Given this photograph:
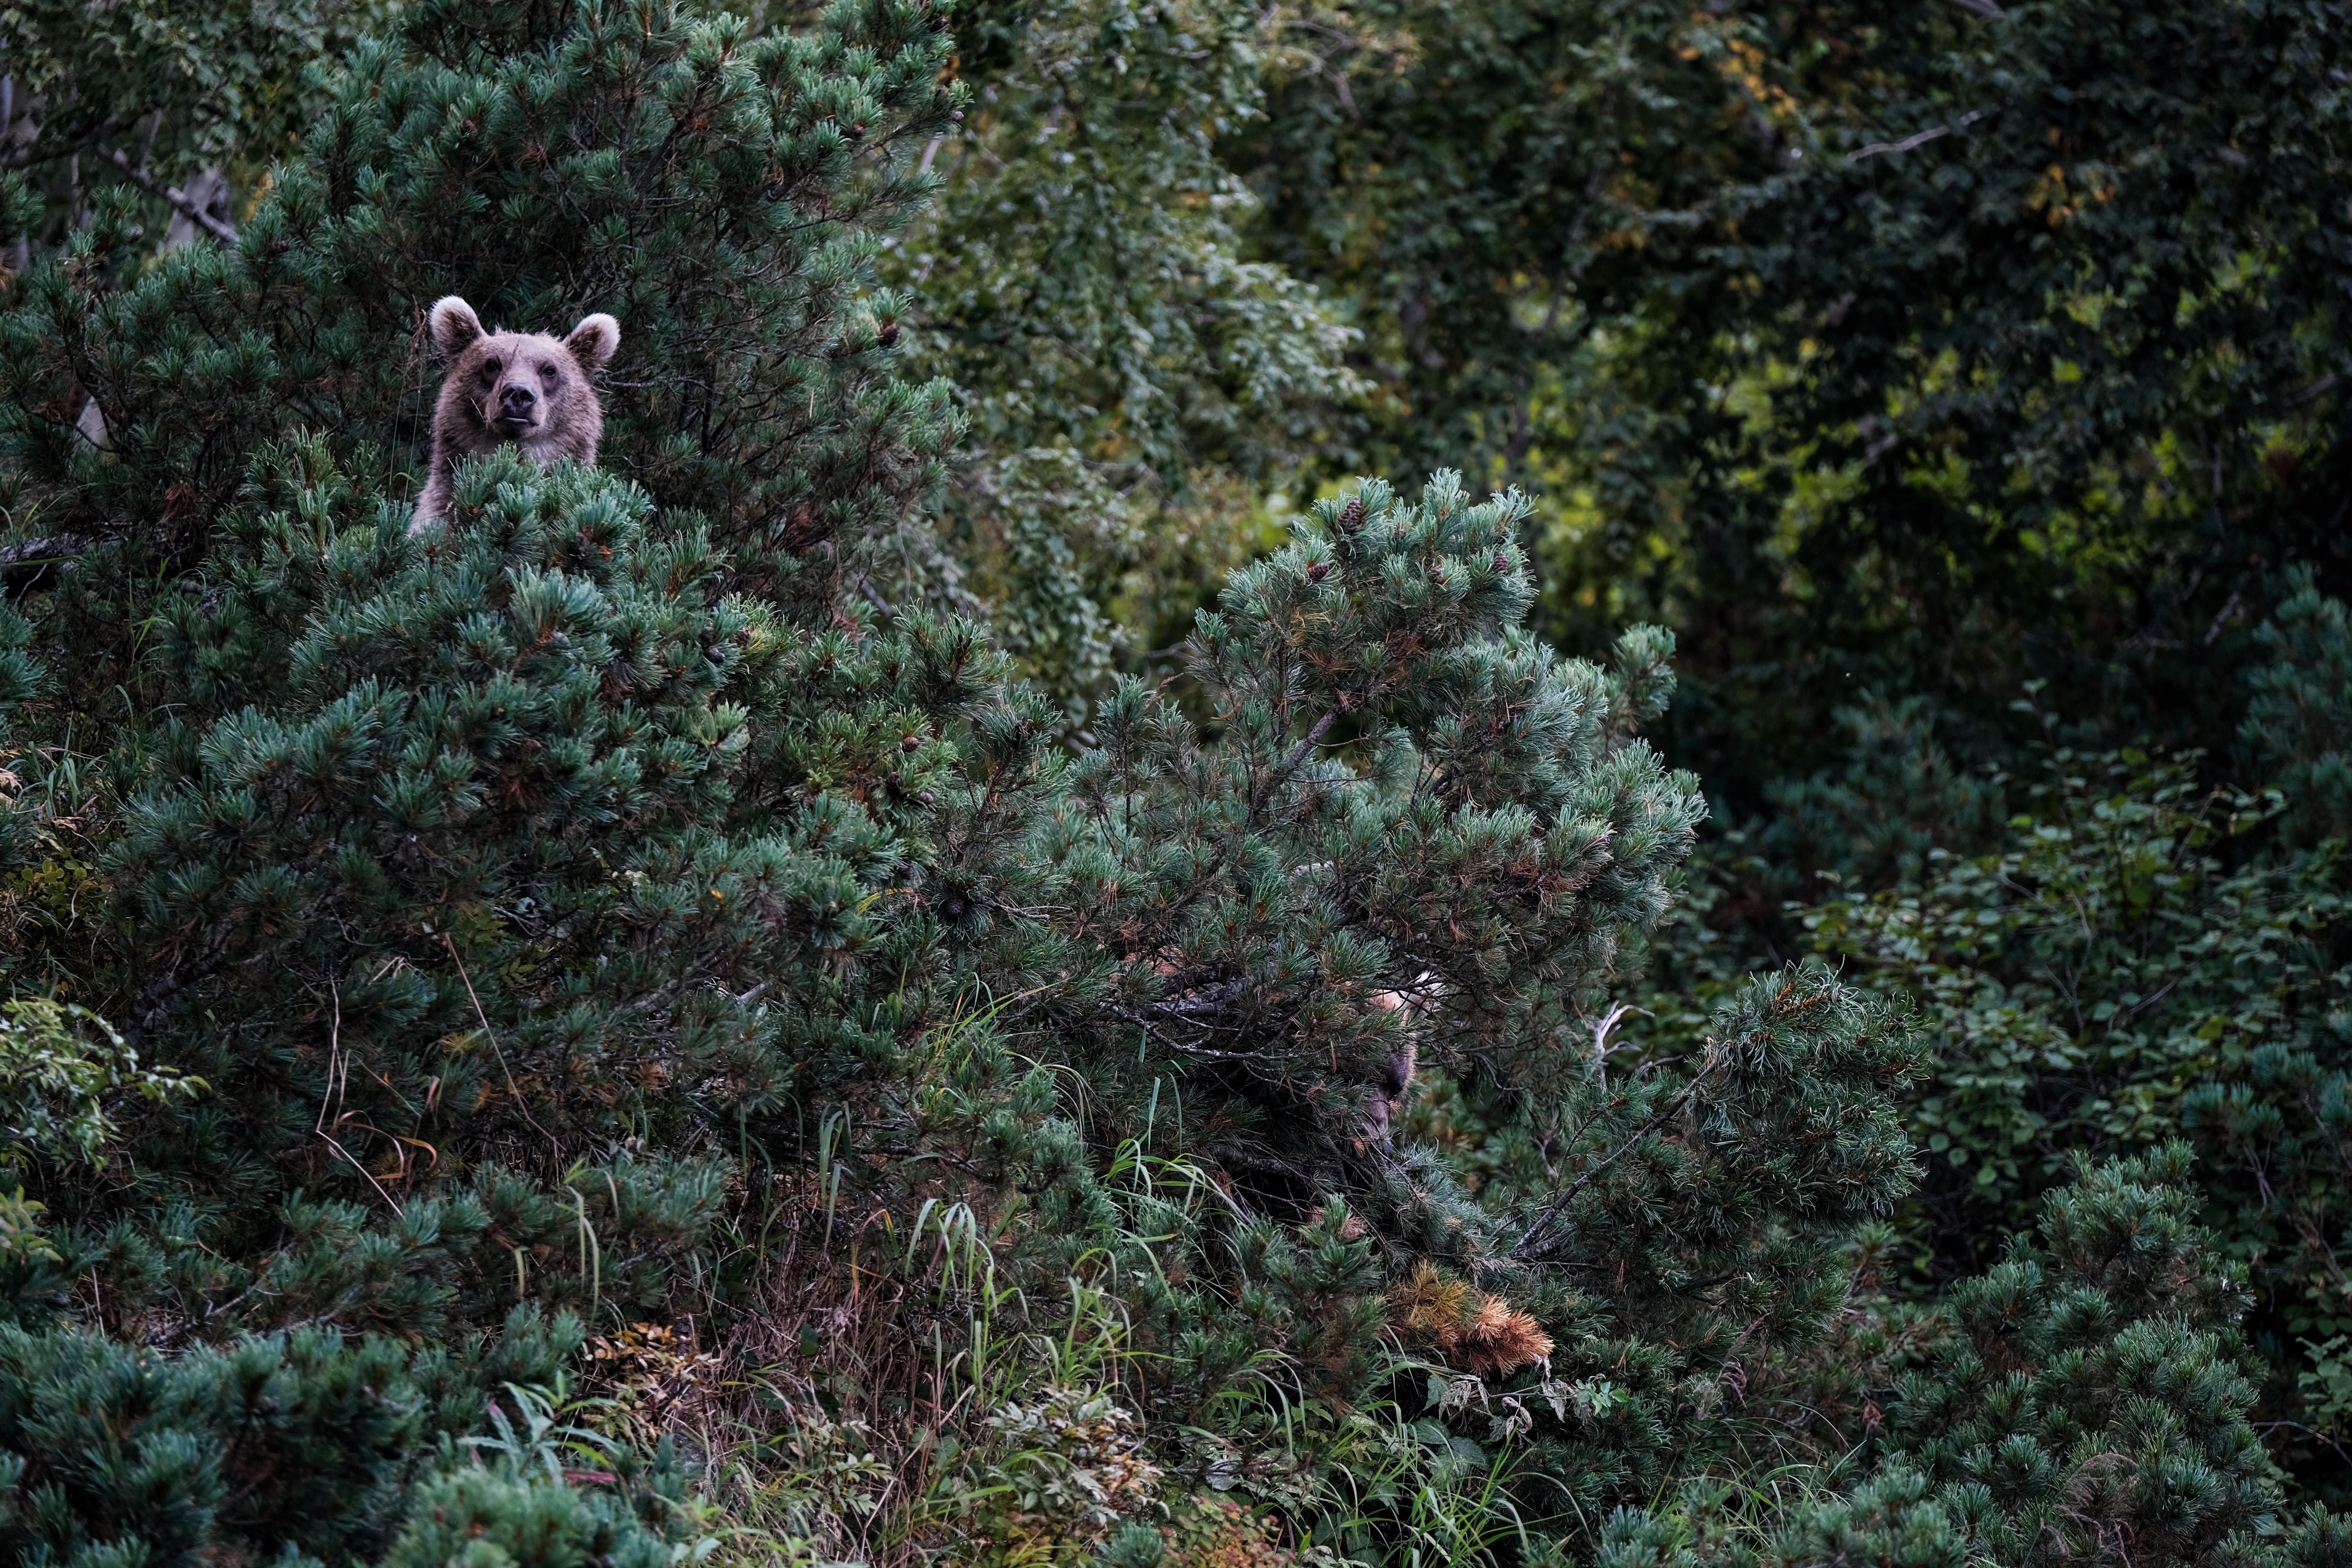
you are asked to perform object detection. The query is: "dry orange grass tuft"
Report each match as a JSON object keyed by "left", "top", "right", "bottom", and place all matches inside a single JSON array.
[
  {"left": 1443, "top": 1294, "right": 1554, "bottom": 1378},
  {"left": 1385, "top": 1261, "right": 1554, "bottom": 1378},
  {"left": 1386, "top": 1259, "right": 1473, "bottom": 1338}
]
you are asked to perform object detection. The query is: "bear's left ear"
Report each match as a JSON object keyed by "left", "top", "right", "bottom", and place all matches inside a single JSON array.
[{"left": 566, "top": 313, "right": 621, "bottom": 372}]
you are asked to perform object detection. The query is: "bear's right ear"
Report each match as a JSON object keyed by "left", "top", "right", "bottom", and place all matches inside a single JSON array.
[
  {"left": 565, "top": 312, "right": 621, "bottom": 372},
  {"left": 429, "top": 296, "right": 484, "bottom": 360}
]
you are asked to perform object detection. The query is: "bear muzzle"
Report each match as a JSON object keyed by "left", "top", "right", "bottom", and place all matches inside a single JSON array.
[{"left": 492, "top": 379, "right": 542, "bottom": 434}]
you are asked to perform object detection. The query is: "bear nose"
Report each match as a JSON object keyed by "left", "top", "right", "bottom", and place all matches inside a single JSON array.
[{"left": 499, "top": 381, "right": 537, "bottom": 414}]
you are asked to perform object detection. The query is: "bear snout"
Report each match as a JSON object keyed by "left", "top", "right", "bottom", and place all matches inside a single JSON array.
[{"left": 494, "top": 379, "right": 540, "bottom": 429}]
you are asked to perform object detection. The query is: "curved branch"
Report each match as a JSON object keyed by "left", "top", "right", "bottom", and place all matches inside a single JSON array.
[{"left": 100, "top": 145, "right": 236, "bottom": 244}]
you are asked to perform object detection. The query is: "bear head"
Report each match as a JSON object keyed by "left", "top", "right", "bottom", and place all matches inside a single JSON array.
[{"left": 427, "top": 295, "right": 619, "bottom": 458}]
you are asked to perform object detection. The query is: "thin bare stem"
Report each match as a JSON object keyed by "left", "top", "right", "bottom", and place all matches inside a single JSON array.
[{"left": 444, "top": 933, "right": 564, "bottom": 1160}]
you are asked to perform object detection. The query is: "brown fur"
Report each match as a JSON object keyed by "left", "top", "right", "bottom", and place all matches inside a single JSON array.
[
  {"left": 1363, "top": 1036, "right": 1418, "bottom": 1142},
  {"left": 1360, "top": 986, "right": 1423, "bottom": 1142},
  {"left": 410, "top": 296, "right": 620, "bottom": 531}
]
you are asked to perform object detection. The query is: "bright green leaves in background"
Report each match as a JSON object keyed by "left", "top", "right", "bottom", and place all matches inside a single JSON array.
[{"left": 892, "top": 0, "right": 1359, "bottom": 730}]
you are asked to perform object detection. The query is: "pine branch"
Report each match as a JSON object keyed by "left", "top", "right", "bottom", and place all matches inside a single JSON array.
[
  {"left": 1514, "top": 1044, "right": 1723, "bottom": 1260},
  {"left": 1248, "top": 702, "right": 1344, "bottom": 818}
]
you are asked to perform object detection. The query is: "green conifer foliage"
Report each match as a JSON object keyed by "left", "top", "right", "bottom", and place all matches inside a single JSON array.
[
  {"left": 1378, "top": 962, "right": 1925, "bottom": 1525},
  {"left": 63, "top": 433, "right": 1058, "bottom": 1340},
  {"left": 380, "top": 1459, "right": 678, "bottom": 1568},
  {"left": 9, "top": 0, "right": 2334, "bottom": 1558},
  {"left": 1877, "top": 1149, "right": 2277, "bottom": 1565},
  {"left": 2245, "top": 568, "right": 2352, "bottom": 845},
  {"left": 1603, "top": 1149, "right": 2289, "bottom": 1568},
  {"left": 906, "top": 478, "right": 1961, "bottom": 1534},
  {"left": 0, "top": 0, "right": 1027, "bottom": 1230},
  {"left": 0, "top": 600, "right": 43, "bottom": 882},
  {"left": 0, "top": 0, "right": 1044, "bottom": 1554},
  {"left": 0, "top": 0, "right": 962, "bottom": 669},
  {"left": 1032, "top": 473, "right": 1706, "bottom": 1214},
  {"left": 0, "top": 1309, "right": 678, "bottom": 1567}
]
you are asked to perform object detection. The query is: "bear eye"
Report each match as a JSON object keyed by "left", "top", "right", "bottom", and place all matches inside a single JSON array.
[
  {"left": 538, "top": 362, "right": 557, "bottom": 388},
  {"left": 477, "top": 358, "right": 501, "bottom": 383}
]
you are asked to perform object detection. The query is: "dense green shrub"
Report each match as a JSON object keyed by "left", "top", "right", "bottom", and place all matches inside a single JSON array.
[
  {"left": 2246, "top": 568, "right": 2352, "bottom": 846},
  {"left": 0, "top": 1309, "right": 700, "bottom": 1568},
  {"left": 890, "top": 0, "right": 1359, "bottom": 727},
  {"left": 1602, "top": 1149, "right": 2287, "bottom": 1568}
]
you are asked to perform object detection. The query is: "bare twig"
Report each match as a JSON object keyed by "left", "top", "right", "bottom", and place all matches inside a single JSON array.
[
  {"left": 1848, "top": 110, "right": 1985, "bottom": 164},
  {"left": 1850, "top": 125, "right": 1949, "bottom": 161},
  {"left": 444, "top": 933, "right": 564, "bottom": 1160},
  {"left": 1941, "top": 0, "right": 2004, "bottom": 17},
  {"left": 99, "top": 144, "right": 237, "bottom": 243},
  {"left": 2202, "top": 590, "right": 2245, "bottom": 646},
  {"left": 316, "top": 980, "right": 402, "bottom": 1214},
  {"left": 1249, "top": 704, "right": 1344, "bottom": 818},
  {"left": 2110, "top": 973, "right": 2182, "bottom": 1025},
  {"left": 1517, "top": 1045, "right": 1724, "bottom": 1259},
  {"left": 1589, "top": 1001, "right": 1648, "bottom": 1084},
  {"left": 2284, "top": 372, "right": 2340, "bottom": 409},
  {"left": 2253, "top": 1419, "right": 2352, "bottom": 1472}
]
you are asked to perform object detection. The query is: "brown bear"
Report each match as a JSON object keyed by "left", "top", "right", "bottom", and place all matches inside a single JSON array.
[{"left": 410, "top": 296, "right": 620, "bottom": 531}]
